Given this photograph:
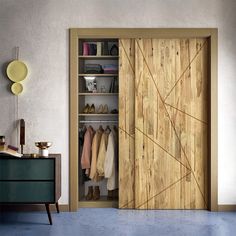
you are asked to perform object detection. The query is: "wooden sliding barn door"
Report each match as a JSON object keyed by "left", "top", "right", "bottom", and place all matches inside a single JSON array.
[
  {"left": 119, "top": 39, "right": 135, "bottom": 208},
  {"left": 134, "top": 38, "right": 209, "bottom": 209}
]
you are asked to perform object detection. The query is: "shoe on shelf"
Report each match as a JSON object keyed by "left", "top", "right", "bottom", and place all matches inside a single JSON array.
[
  {"left": 102, "top": 104, "right": 109, "bottom": 114},
  {"left": 83, "top": 104, "right": 90, "bottom": 113},
  {"left": 86, "top": 186, "right": 93, "bottom": 200},
  {"left": 89, "top": 104, "right": 95, "bottom": 113},
  {"left": 110, "top": 109, "right": 118, "bottom": 114},
  {"left": 93, "top": 186, "right": 100, "bottom": 200},
  {"left": 97, "top": 104, "right": 104, "bottom": 114}
]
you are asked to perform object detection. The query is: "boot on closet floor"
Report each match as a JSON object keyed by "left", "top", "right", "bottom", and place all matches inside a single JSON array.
[
  {"left": 93, "top": 186, "right": 100, "bottom": 200},
  {"left": 107, "top": 190, "right": 113, "bottom": 200},
  {"left": 112, "top": 189, "right": 118, "bottom": 200},
  {"left": 86, "top": 186, "right": 93, "bottom": 200}
]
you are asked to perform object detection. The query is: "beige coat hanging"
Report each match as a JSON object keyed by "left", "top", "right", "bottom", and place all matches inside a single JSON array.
[{"left": 97, "top": 130, "right": 110, "bottom": 176}]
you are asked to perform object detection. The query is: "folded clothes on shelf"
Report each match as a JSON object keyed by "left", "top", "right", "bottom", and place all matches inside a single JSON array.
[
  {"left": 84, "top": 64, "right": 103, "bottom": 74},
  {"left": 102, "top": 64, "right": 118, "bottom": 74}
]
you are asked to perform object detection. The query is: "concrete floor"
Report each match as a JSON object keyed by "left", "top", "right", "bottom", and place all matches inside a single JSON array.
[{"left": 0, "top": 208, "right": 236, "bottom": 236}]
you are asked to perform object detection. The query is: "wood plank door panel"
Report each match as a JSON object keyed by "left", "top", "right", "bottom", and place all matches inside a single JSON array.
[
  {"left": 134, "top": 38, "right": 208, "bottom": 209},
  {"left": 119, "top": 39, "right": 135, "bottom": 209}
]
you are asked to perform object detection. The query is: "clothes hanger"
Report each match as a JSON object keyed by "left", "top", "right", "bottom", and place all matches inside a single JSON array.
[
  {"left": 79, "top": 125, "right": 86, "bottom": 131},
  {"left": 88, "top": 125, "right": 94, "bottom": 130},
  {"left": 106, "top": 125, "right": 111, "bottom": 131}
]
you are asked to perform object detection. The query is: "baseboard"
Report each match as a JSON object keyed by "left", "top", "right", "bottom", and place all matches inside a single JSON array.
[
  {"left": 218, "top": 205, "right": 236, "bottom": 211},
  {"left": 0, "top": 204, "right": 69, "bottom": 212},
  {"left": 78, "top": 200, "right": 118, "bottom": 208},
  {"left": 2, "top": 204, "right": 234, "bottom": 212}
]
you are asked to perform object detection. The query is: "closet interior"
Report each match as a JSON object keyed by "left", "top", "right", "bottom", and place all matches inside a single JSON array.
[{"left": 78, "top": 38, "right": 119, "bottom": 206}]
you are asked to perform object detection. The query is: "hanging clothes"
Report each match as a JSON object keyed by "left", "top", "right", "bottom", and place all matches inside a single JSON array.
[
  {"left": 81, "top": 126, "right": 95, "bottom": 175},
  {"left": 79, "top": 126, "right": 90, "bottom": 183},
  {"left": 96, "top": 128, "right": 110, "bottom": 176},
  {"left": 104, "top": 127, "right": 118, "bottom": 190},
  {"left": 89, "top": 126, "right": 104, "bottom": 182}
]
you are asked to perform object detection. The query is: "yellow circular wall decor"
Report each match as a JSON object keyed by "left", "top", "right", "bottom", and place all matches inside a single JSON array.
[
  {"left": 6, "top": 60, "right": 28, "bottom": 82},
  {"left": 11, "top": 82, "right": 23, "bottom": 95}
]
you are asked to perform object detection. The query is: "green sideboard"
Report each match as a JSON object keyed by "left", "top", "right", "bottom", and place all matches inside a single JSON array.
[{"left": 0, "top": 154, "right": 61, "bottom": 225}]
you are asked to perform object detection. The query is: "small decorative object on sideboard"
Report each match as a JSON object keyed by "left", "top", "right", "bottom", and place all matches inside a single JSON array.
[
  {"left": 30, "top": 153, "right": 38, "bottom": 158},
  {"left": 20, "top": 119, "right": 25, "bottom": 154},
  {"left": 35, "top": 142, "right": 52, "bottom": 157}
]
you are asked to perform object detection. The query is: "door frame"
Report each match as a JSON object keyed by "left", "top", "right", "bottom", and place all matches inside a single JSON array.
[{"left": 69, "top": 28, "right": 218, "bottom": 211}]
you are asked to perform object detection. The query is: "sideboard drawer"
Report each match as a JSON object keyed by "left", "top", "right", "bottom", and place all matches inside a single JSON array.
[
  {"left": 0, "top": 159, "right": 54, "bottom": 180},
  {"left": 0, "top": 181, "right": 54, "bottom": 203}
]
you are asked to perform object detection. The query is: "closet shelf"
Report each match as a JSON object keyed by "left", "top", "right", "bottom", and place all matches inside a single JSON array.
[
  {"left": 80, "top": 196, "right": 117, "bottom": 202},
  {"left": 79, "top": 55, "right": 119, "bottom": 59},
  {"left": 79, "top": 120, "right": 118, "bottom": 123},
  {"left": 78, "top": 74, "right": 118, "bottom": 77},
  {"left": 78, "top": 197, "right": 118, "bottom": 207},
  {"left": 78, "top": 114, "right": 118, "bottom": 117},
  {"left": 79, "top": 93, "right": 118, "bottom": 96}
]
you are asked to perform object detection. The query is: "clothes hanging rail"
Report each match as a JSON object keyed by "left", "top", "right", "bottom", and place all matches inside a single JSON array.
[{"left": 79, "top": 120, "right": 118, "bottom": 123}]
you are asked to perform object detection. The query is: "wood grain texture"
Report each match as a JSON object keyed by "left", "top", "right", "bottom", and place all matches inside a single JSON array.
[
  {"left": 119, "top": 39, "right": 135, "bottom": 209},
  {"left": 134, "top": 38, "right": 208, "bottom": 209},
  {"left": 69, "top": 29, "right": 79, "bottom": 211},
  {"left": 165, "top": 39, "right": 208, "bottom": 122}
]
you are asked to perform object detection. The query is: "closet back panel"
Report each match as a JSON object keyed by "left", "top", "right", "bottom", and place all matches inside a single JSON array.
[
  {"left": 134, "top": 38, "right": 209, "bottom": 209},
  {"left": 118, "top": 39, "right": 135, "bottom": 209}
]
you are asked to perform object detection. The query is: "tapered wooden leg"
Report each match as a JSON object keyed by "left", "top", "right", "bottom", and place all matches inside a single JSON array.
[
  {"left": 45, "top": 204, "right": 52, "bottom": 225},
  {"left": 55, "top": 202, "right": 60, "bottom": 213}
]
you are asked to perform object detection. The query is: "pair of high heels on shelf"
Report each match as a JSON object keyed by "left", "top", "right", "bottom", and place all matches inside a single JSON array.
[
  {"left": 97, "top": 104, "right": 108, "bottom": 114},
  {"left": 83, "top": 104, "right": 108, "bottom": 114},
  {"left": 83, "top": 104, "right": 95, "bottom": 113}
]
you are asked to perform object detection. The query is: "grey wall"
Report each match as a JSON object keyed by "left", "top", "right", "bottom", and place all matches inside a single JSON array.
[{"left": 0, "top": 0, "right": 235, "bottom": 204}]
